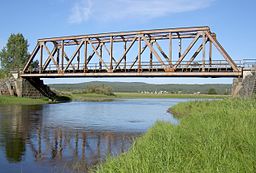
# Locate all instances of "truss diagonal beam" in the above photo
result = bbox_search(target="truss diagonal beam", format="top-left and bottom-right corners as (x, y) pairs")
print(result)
(65, 40), (84, 71)
(142, 35), (165, 67)
(173, 32), (201, 70)
(186, 39), (208, 68)
(102, 43), (118, 65)
(88, 39), (108, 69)
(114, 37), (137, 71)
(43, 43), (60, 71)
(205, 31), (238, 71)
(155, 41), (169, 62)
(23, 43), (40, 72)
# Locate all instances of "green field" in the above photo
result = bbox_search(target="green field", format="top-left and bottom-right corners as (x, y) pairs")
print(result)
(115, 92), (227, 99)
(61, 92), (227, 102)
(0, 96), (49, 105)
(49, 81), (231, 95)
(94, 99), (256, 173)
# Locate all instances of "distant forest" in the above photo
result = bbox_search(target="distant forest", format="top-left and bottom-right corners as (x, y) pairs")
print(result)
(49, 81), (231, 95)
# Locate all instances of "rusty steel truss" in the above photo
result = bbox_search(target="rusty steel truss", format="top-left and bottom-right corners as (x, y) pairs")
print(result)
(21, 26), (242, 78)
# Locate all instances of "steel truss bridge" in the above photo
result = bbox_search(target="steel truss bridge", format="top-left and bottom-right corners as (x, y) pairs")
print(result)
(21, 26), (250, 78)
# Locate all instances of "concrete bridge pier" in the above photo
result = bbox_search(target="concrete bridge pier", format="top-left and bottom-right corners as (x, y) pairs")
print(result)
(0, 72), (56, 99)
(232, 67), (256, 97)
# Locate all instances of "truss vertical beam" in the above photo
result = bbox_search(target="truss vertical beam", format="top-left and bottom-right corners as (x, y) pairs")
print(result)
(138, 36), (142, 72)
(39, 44), (43, 73)
(169, 33), (172, 65)
(209, 40), (212, 67)
(109, 37), (113, 72)
(84, 41), (88, 72)
(124, 41), (127, 71)
(202, 33), (206, 72)
(61, 40), (64, 71)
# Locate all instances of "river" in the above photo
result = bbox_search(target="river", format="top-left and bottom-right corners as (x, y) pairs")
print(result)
(0, 98), (189, 173)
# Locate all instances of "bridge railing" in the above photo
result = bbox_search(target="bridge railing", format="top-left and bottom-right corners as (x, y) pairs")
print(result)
(25, 60), (243, 74)
(242, 59), (256, 68)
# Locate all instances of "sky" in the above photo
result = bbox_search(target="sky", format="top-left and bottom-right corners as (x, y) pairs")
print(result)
(0, 0), (255, 84)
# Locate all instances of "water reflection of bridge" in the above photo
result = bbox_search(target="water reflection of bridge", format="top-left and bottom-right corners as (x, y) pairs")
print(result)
(0, 105), (139, 172)
(29, 128), (137, 166)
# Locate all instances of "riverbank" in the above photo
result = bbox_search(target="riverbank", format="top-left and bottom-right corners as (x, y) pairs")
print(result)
(0, 92), (227, 105)
(94, 98), (256, 172)
(0, 96), (49, 105)
(67, 92), (227, 102)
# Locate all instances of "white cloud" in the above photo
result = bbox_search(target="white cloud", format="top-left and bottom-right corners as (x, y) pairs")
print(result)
(68, 0), (92, 24)
(68, 0), (214, 24)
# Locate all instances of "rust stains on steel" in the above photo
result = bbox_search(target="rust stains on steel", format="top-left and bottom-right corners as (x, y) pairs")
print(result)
(22, 26), (242, 78)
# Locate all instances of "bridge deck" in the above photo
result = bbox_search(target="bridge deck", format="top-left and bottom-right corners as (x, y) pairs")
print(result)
(20, 67), (242, 78)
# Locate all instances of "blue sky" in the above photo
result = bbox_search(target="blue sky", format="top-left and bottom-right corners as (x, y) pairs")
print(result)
(0, 0), (255, 84)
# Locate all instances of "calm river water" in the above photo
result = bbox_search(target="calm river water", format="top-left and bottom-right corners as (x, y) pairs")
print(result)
(0, 98), (188, 173)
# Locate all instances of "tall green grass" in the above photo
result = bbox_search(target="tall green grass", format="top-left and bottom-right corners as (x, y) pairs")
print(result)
(0, 96), (49, 105)
(94, 99), (256, 173)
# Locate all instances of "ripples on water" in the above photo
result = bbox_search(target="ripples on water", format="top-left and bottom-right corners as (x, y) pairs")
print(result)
(0, 99), (188, 173)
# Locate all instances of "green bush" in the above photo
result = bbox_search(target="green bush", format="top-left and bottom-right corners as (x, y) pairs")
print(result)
(85, 85), (114, 96)
(208, 88), (217, 95)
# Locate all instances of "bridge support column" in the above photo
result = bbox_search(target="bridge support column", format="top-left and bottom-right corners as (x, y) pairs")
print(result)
(19, 78), (56, 99)
(0, 72), (56, 99)
(232, 68), (256, 97)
